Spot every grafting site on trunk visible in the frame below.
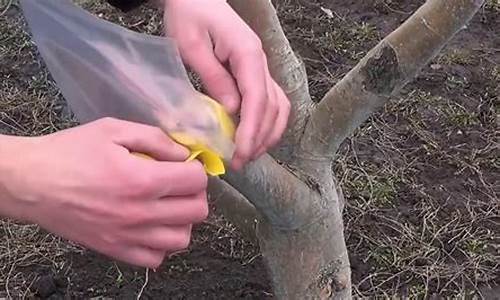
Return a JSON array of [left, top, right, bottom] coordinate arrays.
[[209, 0, 488, 298]]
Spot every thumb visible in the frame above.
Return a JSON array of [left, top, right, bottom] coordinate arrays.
[[181, 33, 241, 114], [107, 119, 190, 161]]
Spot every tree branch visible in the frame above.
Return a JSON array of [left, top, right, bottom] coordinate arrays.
[[228, 0, 313, 161], [222, 154, 327, 230], [208, 178, 259, 243], [300, 0, 484, 159]]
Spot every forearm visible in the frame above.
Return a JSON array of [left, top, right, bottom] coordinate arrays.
[[0, 135, 37, 222]]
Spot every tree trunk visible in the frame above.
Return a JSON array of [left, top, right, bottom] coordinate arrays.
[[209, 0, 484, 299], [219, 156, 349, 299]]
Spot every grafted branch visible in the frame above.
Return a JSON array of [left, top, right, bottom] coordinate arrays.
[[222, 154, 325, 230], [300, 0, 484, 159], [228, 0, 313, 161]]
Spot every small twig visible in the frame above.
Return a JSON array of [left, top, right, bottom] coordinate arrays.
[[136, 268, 149, 300], [381, 0, 412, 15], [0, 0, 13, 16]]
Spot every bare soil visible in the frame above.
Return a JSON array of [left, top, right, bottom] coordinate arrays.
[[0, 0, 498, 298]]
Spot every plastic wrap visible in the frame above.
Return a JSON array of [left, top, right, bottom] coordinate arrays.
[[20, 0, 235, 175]]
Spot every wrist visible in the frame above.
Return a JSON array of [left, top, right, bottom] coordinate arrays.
[[0, 135, 41, 223]]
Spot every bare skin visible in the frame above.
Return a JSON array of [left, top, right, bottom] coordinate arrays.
[[0, 0, 290, 269], [164, 0, 291, 168], [0, 118, 209, 268]]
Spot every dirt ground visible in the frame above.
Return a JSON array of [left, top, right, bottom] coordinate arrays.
[[0, 0, 498, 298]]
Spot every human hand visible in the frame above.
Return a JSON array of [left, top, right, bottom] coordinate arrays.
[[0, 118, 208, 268], [163, 0, 291, 169]]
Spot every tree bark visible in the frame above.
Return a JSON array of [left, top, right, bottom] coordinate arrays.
[[209, 0, 483, 299], [221, 157, 351, 299], [228, 0, 313, 162], [208, 178, 259, 243], [300, 0, 485, 159]]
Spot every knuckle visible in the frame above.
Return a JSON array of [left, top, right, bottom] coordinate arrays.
[[269, 134, 282, 147], [194, 193, 209, 222], [98, 117, 120, 132], [150, 126, 168, 140], [149, 127, 172, 146], [190, 161, 208, 190], [283, 98, 292, 113], [149, 255, 165, 269], [123, 174, 155, 199], [99, 116, 116, 124], [249, 35, 263, 51], [129, 208, 150, 226], [251, 91, 267, 107], [180, 35, 203, 53], [269, 100, 280, 117], [199, 173, 209, 191], [204, 70, 231, 86], [237, 148, 252, 162], [177, 232, 192, 250], [99, 231, 120, 247], [115, 205, 134, 223], [238, 36, 263, 56]]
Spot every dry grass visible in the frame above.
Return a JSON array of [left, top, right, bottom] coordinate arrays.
[[277, 0, 499, 298], [336, 94, 499, 297], [0, 220, 84, 298], [0, 0, 498, 298]]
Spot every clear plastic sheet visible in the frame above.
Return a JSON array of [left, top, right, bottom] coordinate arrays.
[[19, 0, 235, 163]]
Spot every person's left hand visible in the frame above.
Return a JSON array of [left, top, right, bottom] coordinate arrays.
[[163, 0, 291, 170]]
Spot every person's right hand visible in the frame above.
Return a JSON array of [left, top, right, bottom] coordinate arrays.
[[0, 118, 208, 269]]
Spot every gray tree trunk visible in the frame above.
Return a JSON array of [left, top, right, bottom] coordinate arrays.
[[209, 0, 485, 298]]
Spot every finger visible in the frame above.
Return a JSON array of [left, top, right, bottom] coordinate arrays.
[[104, 118, 189, 161], [253, 72, 279, 159], [113, 246, 166, 269], [133, 160, 208, 197], [229, 48, 268, 168], [255, 81, 291, 157], [130, 225, 193, 251], [268, 81, 291, 148], [181, 33, 241, 114], [144, 192, 209, 225]]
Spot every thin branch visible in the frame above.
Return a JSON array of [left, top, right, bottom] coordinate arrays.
[[300, 0, 484, 159], [208, 178, 259, 243], [0, 0, 13, 16], [228, 0, 313, 162], [136, 268, 149, 299]]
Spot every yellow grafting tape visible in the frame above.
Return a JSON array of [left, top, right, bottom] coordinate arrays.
[[133, 94, 235, 177]]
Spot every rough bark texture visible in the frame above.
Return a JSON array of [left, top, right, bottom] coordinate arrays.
[[208, 178, 259, 243], [300, 0, 485, 158], [224, 155, 323, 230], [222, 157, 351, 299], [228, 0, 313, 162], [208, 0, 484, 299]]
